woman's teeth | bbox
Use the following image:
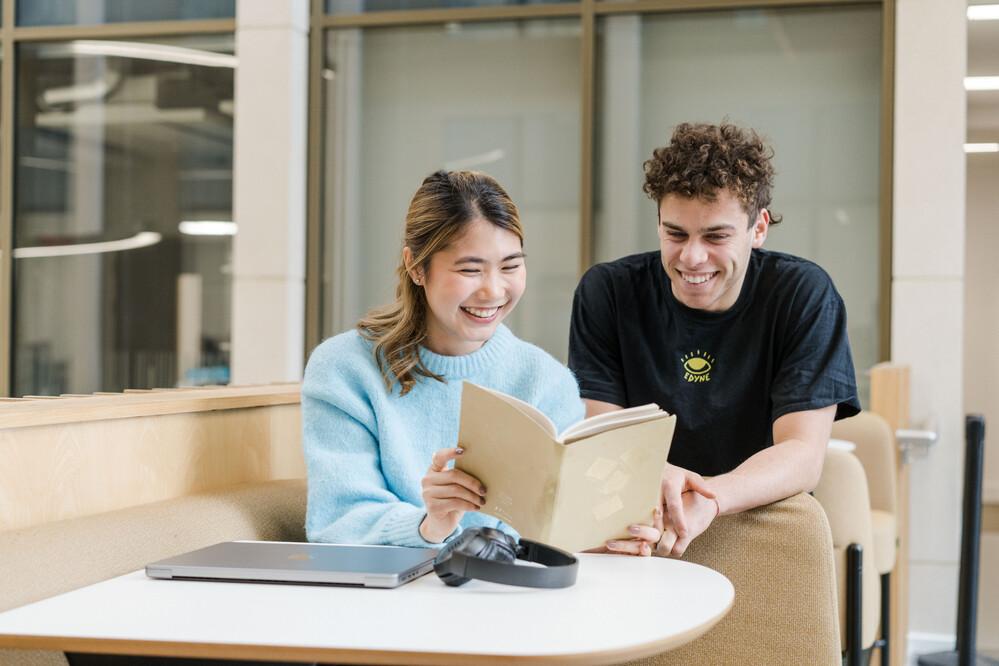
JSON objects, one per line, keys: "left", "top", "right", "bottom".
{"left": 461, "top": 306, "right": 500, "bottom": 318}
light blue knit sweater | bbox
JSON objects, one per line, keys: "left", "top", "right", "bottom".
{"left": 302, "top": 324, "right": 585, "bottom": 548}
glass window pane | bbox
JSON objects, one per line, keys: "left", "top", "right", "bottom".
{"left": 594, "top": 6, "right": 882, "bottom": 401}
{"left": 321, "top": 21, "right": 581, "bottom": 360}
{"left": 326, "top": 0, "right": 574, "bottom": 16}
{"left": 17, "top": 1, "right": 234, "bottom": 26}
{"left": 13, "top": 35, "right": 235, "bottom": 395}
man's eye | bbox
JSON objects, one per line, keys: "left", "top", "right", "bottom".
{"left": 706, "top": 235, "right": 729, "bottom": 242}
{"left": 667, "top": 232, "right": 686, "bottom": 239}
{"left": 459, "top": 268, "right": 480, "bottom": 275}
{"left": 501, "top": 264, "right": 522, "bottom": 272}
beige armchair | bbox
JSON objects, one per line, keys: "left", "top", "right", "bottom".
{"left": 629, "top": 493, "right": 842, "bottom": 666}
{"left": 832, "top": 410, "right": 899, "bottom": 663}
{"left": 814, "top": 446, "right": 882, "bottom": 666}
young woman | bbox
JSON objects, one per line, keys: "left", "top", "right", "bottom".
{"left": 303, "top": 170, "right": 661, "bottom": 553}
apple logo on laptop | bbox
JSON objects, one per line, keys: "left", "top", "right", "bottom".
{"left": 288, "top": 553, "right": 314, "bottom": 561}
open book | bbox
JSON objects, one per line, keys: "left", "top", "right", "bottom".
{"left": 455, "top": 382, "right": 676, "bottom": 552}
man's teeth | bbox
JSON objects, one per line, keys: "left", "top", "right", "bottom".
{"left": 682, "top": 272, "right": 715, "bottom": 285}
{"left": 462, "top": 306, "right": 499, "bottom": 318}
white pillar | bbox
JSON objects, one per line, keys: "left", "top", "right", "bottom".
{"left": 231, "top": 0, "right": 308, "bottom": 384}
{"left": 892, "top": 0, "right": 967, "bottom": 644}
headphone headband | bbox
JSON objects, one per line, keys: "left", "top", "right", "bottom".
{"left": 434, "top": 529, "right": 578, "bottom": 589}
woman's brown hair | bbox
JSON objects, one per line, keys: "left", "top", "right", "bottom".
{"left": 357, "top": 170, "right": 523, "bottom": 395}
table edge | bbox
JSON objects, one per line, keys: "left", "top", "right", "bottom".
{"left": 0, "top": 594, "right": 733, "bottom": 666}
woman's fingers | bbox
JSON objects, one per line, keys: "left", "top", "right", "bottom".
{"left": 626, "top": 524, "right": 661, "bottom": 543}
{"left": 606, "top": 539, "right": 652, "bottom": 556}
{"left": 423, "top": 483, "right": 485, "bottom": 510}
{"left": 429, "top": 447, "right": 462, "bottom": 472}
{"left": 425, "top": 497, "right": 481, "bottom": 514}
{"left": 423, "top": 468, "right": 486, "bottom": 496}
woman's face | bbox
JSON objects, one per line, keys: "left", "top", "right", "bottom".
{"left": 415, "top": 217, "right": 526, "bottom": 356}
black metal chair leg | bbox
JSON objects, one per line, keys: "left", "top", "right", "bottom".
{"left": 880, "top": 572, "right": 890, "bottom": 666}
{"left": 847, "top": 544, "right": 863, "bottom": 666}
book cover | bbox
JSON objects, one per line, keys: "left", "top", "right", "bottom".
{"left": 455, "top": 382, "right": 675, "bottom": 552}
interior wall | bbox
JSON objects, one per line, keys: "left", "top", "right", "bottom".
{"left": 964, "top": 153, "right": 999, "bottom": 652}
{"left": 893, "top": 0, "right": 968, "bottom": 643}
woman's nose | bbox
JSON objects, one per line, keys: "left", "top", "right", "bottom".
{"left": 479, "top": 272, "right": 503, "bottom": 299}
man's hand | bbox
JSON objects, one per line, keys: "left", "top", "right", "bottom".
{"left": 657, "top": 490, "right": 719, "bottom": 557}
{"left": 419, "top": 447, "right": 486, "bottom": 543}
{"left": 659, "top": 462, "right": 716, "bottom": 540}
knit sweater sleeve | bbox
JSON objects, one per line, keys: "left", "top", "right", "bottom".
{"left": 301, "top": 337, "right": 440, "bottom": 549}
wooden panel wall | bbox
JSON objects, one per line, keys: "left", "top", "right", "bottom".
{"left": 0, "top": 386, "right": 304, "bottom": 532}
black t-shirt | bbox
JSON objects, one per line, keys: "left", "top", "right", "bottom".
{"left": 568, "top": 249, "right": 861, "bottom": 477}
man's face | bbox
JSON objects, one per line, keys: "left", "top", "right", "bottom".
{"left": 658, "top": 189, "right": 769, "bottom": 312}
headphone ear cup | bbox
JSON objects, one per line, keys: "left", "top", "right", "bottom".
{"left": 433, "top": 536, "right": 471, "bottom": 587}
{"left": 433, "top": 527, "right": 519, "bottom": 587}
{"left": 475, "top": 529, "right": 518, "bottom": 563}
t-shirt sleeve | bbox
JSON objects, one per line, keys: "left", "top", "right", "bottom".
{"left": 568, "top": 265, "right": 628, "bottom": 407}
{"left": 770, "top": 270, "right": 862, "bottom": 423}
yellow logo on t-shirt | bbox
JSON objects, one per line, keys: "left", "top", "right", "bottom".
{"left": 681, "top": 351, "right": 715, "bottom": 383}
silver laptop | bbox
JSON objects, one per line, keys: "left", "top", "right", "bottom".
{"left": 146, "top": 540, "right": 437, "bottom": 588}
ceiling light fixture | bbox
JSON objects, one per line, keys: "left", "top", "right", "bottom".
{"left": 12, "top": 231, "right": 161, "bottom": 259}
{"left": 968, "top": 5, "right": 999, "bottom": 20}
{"left": 66, "top": 41, "right": 236, "bottom": 68}
{"left": 965, "top": 76, "right": 999, "bottom": 91}
{"left": 179, "top": 221, "right": 237, "bottom": 236}
{"left": 965, "top": 143, "right": 999, "bottom": 153}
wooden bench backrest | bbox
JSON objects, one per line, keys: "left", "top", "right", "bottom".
{"left": 0, "top": 384, "right": 304, "bottom": 532}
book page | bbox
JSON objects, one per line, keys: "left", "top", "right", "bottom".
{"left": 558, "top": 403, "right": 664, "bottom": 443}
{"left": 479, "top": 386, "right": 557, "bottom": 439}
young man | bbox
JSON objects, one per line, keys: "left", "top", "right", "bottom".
{"left": 569, "top": 123, "right": 860, "bottom": 556}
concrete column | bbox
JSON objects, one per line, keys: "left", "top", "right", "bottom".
{"left": 231, "top": 0, "right": 308, "bottom": 384}
{"left": 892, "top": 0, "right": 967, "bottom": 647}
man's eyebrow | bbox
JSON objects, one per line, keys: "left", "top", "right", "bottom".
{"left": 659, "top": 222, "right": 736, "bottom": 233}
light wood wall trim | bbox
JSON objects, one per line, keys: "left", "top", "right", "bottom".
{"left": 0, "top": 384, "right": 301, "bottom": 430}
{"left": 0, "top": 403, "right": 305, "bottom": 532}
{"left": 869, "top": 362, "right": 909, "bottom": 666}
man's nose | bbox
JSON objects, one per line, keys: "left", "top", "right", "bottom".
{"left": 679, "top": 240, "right": 708, "bottom": 267}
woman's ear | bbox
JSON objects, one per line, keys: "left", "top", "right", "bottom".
{"left": 402, "top": 247, "right": 424, "bottom": 285}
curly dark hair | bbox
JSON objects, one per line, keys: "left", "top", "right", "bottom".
{"left": 643, "top": 122, "right": 782, "bottom": 226}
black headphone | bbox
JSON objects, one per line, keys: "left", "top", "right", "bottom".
{"left": 433, "top": 527, "right": 578, "bottom": 588}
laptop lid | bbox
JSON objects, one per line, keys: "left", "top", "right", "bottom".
{"left": 146, "top": 541, "right": 437, "bottom": 589}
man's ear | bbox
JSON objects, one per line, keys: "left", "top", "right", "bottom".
{"left": 402, "top": 247, "right": 424, "bottom": 285}
{"left": 751, "top": 209, "right": 770, "bottom": 248}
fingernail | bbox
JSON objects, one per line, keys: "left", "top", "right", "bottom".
{"left": 607, "top": 541, "right": 624, "bottom": 549}
{"left": 628, "top": 525, "right": 641, "bottom": 534}
{"left": 479, "top": 495, "right": 487, "bottom": 504}
{"left": 479, "top": 486, "right": 487, "bottom": 494}
{"left": 456, "top": 447, "right": 464, "bottom": 454}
